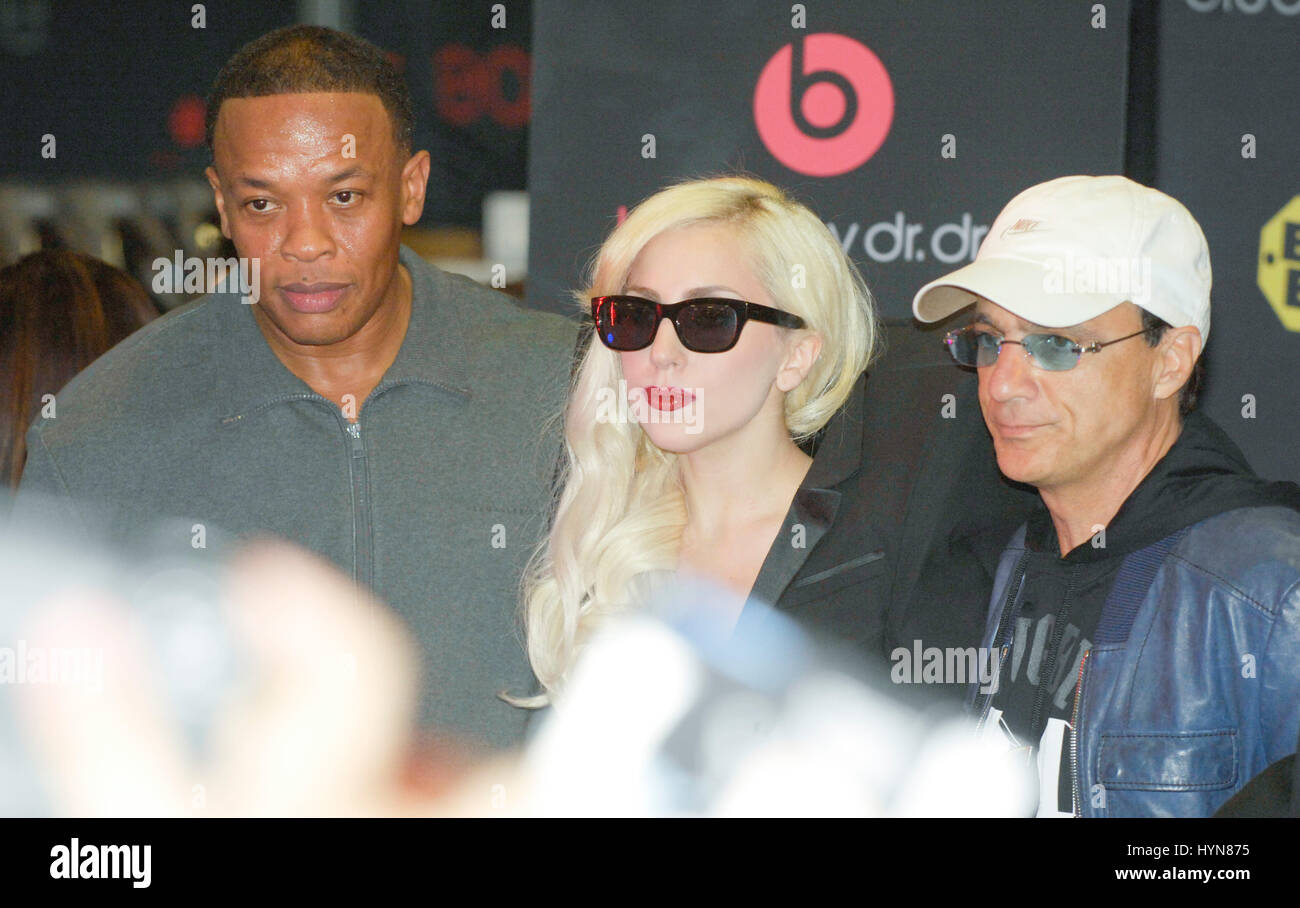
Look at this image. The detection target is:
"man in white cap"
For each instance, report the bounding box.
[913,174,1300,817]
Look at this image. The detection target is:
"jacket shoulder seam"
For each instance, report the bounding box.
[1163,551,1277,618]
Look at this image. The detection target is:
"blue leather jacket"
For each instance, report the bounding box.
[974,506,1300,817]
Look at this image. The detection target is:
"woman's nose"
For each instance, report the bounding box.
[648,317,686,368]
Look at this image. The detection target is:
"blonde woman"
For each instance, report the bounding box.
[518,176,880,704]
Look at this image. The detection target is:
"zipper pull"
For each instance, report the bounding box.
[346,421,364,455]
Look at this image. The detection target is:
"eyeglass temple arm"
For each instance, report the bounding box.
[1081,327,1149,354]
[750,303,806,329]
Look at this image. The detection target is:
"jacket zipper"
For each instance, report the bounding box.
[345,420,373,588]
[975,553,1029,731]
[1070,649,1090,817]
[226,396,377,588]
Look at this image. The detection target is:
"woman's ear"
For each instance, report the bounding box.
[776,331,823,393]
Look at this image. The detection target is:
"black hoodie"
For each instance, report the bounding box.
[1047,409,1300,564]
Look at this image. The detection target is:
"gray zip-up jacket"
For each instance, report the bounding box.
[13,245,578,751]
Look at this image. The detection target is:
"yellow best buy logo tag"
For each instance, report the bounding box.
[1258,195,1300,332]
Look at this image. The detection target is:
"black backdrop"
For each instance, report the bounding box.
[1148,0,1300,488]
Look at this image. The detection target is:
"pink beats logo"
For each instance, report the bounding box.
[753,33,894,177]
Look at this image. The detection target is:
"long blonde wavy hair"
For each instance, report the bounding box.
[516,175,879,706]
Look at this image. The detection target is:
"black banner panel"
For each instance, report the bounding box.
[527,0,1131,320]
[1154,0,1300,485]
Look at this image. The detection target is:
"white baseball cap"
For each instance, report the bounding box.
[912,175,1212,344]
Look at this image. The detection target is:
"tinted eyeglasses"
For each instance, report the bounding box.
[944,325,1148,372]
[591,295,806,353]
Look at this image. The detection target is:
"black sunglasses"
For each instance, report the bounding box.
[944,325,1148,372]
[591,295,806,353]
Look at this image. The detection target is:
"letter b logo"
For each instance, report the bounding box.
[753,33,894,177]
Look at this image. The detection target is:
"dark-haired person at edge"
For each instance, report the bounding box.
[1,250,158,488]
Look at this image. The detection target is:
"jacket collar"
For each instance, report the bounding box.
[217,245,473,422]
[746,374,869,606]
[747,485,843,607]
